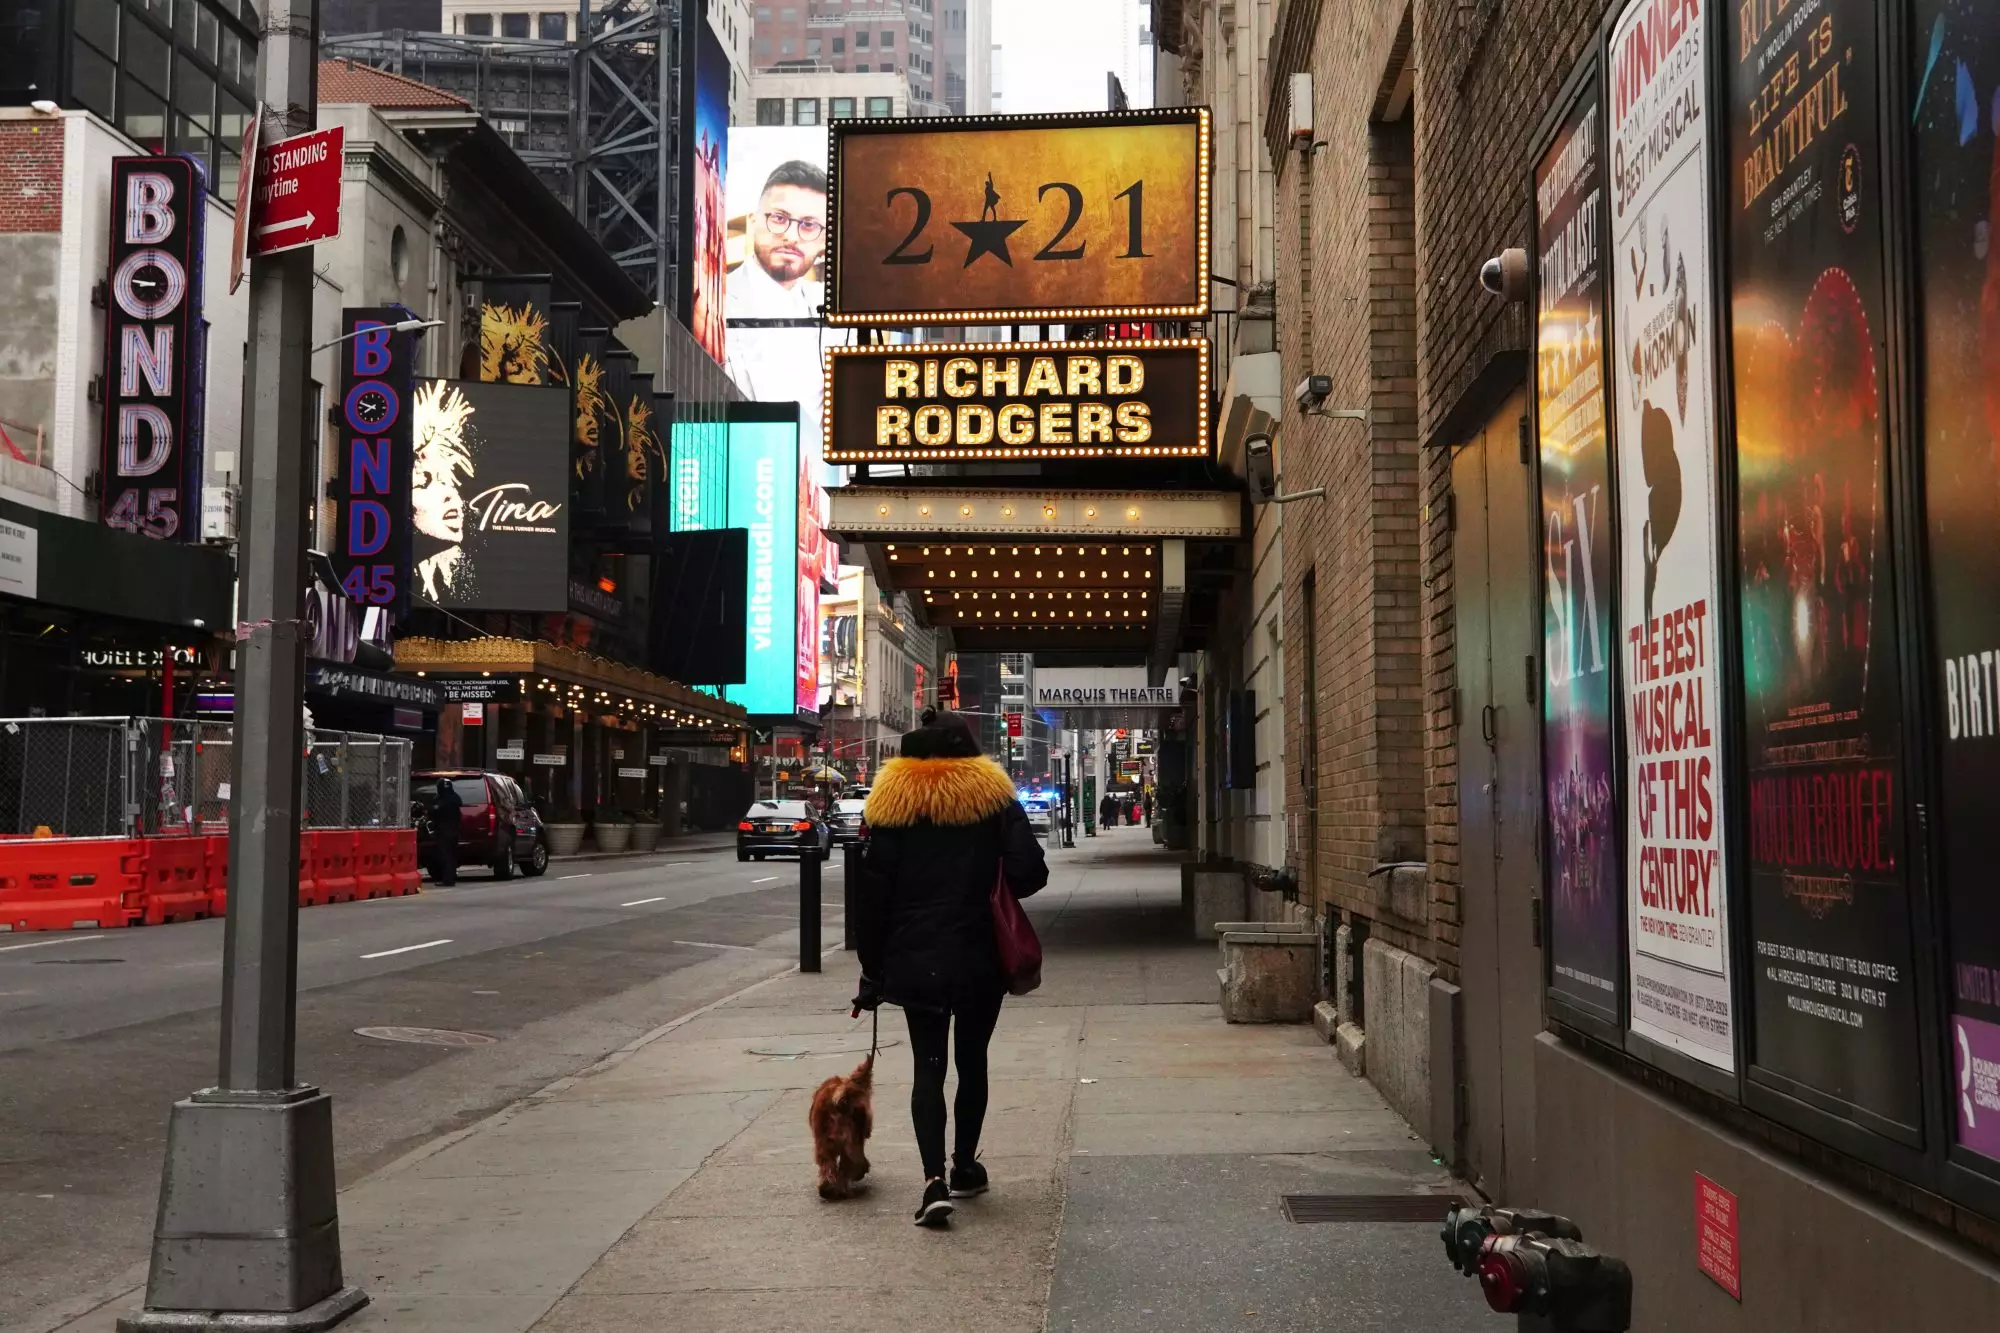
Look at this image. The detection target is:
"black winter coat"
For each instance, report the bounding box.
[854,753,1048,1011]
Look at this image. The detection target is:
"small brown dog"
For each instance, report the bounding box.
[808,1047,875,1200]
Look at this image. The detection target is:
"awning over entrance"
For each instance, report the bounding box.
[829,487,1239,661]
[391,636,747,729]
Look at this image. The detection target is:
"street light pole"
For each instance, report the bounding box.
[122,1,366,1326]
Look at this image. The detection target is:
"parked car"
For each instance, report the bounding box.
[736,799,833,861]
[828,797,868,844]
[413,770,550,879]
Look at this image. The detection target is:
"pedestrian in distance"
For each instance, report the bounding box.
[851,710,1049,1227]
[430,777,462,886]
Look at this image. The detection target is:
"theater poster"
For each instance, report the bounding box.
[1728,0,1920,1129]
[1608,0,1735,1070]
[1536,84,1621,1022]
[1911,0,2000,1165]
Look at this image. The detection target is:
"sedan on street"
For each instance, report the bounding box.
[737,799,833,861]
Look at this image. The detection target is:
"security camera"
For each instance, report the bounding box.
[1244,431,1277,504]
[1294,374,1332,412]
[1479,248,1530,302]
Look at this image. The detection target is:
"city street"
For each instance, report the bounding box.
[0,843,843,1333]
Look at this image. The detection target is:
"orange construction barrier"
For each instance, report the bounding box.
[139,835,213,925]
[0,837,146,932]
[309,829,358,904]
[387,828,421,895]
[205,833,231,915]
[354,830,397,900]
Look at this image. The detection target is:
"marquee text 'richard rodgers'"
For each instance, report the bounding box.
[873,354,1155,449]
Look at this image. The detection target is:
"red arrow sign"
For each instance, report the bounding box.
[249,125,344,257]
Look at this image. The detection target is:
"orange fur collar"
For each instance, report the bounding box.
[862,755,1016,828]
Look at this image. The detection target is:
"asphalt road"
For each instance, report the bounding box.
[0,842,850,1333]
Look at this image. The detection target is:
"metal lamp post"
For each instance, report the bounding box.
[122,3,366,1326]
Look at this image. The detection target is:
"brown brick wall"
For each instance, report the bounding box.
[1272,1,1431,962]
[0,121,64,234]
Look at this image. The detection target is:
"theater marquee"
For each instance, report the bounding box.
[824,338,1210,464]
[826,108,1210,326]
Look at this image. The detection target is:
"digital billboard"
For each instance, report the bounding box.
[668,409,803,717]
[827,108,1211,326]
[724,125,856,485]
[102,155,207,542]
[410,379,571,612]
[824,338,1210,464]
[683,10,730,366]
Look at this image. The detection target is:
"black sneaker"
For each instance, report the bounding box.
[948,1157,988,1198]
[914,1177,954,1227]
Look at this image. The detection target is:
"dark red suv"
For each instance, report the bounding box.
[413,770,550,879]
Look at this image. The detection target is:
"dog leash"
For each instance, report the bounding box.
[869,1005,879,1059]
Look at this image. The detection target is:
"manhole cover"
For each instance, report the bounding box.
[33,958,124,965]
[1282,1193,1463,1223]
[746,1034,900,1059]
[354,1026,497,1048]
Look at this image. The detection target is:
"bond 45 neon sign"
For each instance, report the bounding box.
[101,156,207,541]
[332,310,416,615]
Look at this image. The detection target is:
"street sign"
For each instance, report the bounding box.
[228,103,263,293]
[250,125,344,257]
[1006,711,1023,738]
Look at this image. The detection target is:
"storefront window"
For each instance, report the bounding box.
[77,0,120,58]
[1912,0,2000,1173]
[120,78,166,152]
[123,15,170,95]
[72,44,119,122]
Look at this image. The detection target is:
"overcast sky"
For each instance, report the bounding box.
[994,0,1150,114]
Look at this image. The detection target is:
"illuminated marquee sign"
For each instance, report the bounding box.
[824,338,1210,464]
[333,309,416,614]
[101,156,207,541]
[826,108,1211,326]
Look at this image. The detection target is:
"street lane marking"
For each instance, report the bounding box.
[674,940,755,951]
[0,934,106,953]
[559,873,592,880]
[360,938,453,960]
[621,897,668,907]
[751,876,780,884]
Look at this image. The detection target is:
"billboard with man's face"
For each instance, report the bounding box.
[725,127,855,483]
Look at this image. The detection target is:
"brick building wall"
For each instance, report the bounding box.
[1268,0,1432,962]
[0,121,63,234]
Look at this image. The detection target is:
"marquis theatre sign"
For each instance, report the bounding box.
[102,156,207,541]
[825,339,1210,464]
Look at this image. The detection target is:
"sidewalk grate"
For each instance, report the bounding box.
[1281,1194,1463,1224]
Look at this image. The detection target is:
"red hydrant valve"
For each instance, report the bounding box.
[1475,1233,1633,1333]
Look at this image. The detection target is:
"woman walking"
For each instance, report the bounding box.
[853,711,1048,1227]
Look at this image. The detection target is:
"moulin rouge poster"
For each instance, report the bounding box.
[1911,0,2000,1164]
[1728,0,1919,1127]
[1609,0,1735,1070]
[1537,88,1622,1022]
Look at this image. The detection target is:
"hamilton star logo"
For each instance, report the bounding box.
[953,170,1025,266]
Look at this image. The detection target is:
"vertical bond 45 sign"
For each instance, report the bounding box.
[102,156,207,541]
[333,310,416,614]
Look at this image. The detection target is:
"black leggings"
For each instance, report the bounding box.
[903,992,1004,1180]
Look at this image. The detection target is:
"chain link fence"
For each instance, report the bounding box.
[0,716,412,838]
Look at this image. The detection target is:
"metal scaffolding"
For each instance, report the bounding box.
[321,0,683,304]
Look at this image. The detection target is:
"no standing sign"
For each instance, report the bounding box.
[249,125,344,257]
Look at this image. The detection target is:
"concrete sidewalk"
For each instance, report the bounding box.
[60,829,1492,1333]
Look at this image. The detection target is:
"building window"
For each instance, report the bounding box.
[830,96,854,118]
[832,35,844,52]
[854,29,869,46]
[463,12,493,34]
[792,97,819,124]
[779,38,793,53]
[880,29,894,46]
[854,62,868,72]
[756,97,786,125]
[806,36,820,56]
[865,95,892,118]
[537,12,565,39]
[500,12,530,38]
